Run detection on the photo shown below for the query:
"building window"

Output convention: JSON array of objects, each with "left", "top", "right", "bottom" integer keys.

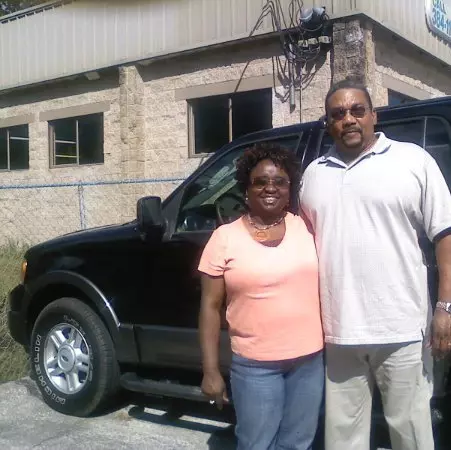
[
  {"left": 49, "top": 113, "right": 104, "bottom": 166},
  {"left": 0, "top": 125, "right": 30, "bottom": 171},
  {"left": 188, "top": 88, "right": 273, "bottom": 155},
  {"left": 388, "top": 89, "right": 416, "bottom": 106}
]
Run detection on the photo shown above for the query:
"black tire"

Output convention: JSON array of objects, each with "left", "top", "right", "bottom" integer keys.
[{"left": 30, "top": 297, "right": 120, "bottom": 417}]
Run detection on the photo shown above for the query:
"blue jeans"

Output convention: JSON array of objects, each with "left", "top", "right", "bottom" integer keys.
[{"left": 230, "top": 350, "right": 324, "bottom": 450}]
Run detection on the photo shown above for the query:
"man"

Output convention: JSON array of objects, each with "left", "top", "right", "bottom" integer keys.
[{"left": 299, "top": 78, "right": 451, "bottom": 450}]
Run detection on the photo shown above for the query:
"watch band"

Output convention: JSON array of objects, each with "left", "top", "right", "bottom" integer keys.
[{"left": 436, "top": 301, "right": 451, "bottom": 313}]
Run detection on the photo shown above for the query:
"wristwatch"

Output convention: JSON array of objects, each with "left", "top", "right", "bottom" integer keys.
[{"left": 436, "top": 302, "right": 451, "bottom": 313}]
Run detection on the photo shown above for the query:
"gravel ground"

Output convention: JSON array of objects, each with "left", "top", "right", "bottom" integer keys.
[
  {"left": 0, "top": 378, "right": 236, "bottom": 450},
  {"left": 0, "top": 377, "right": 446, "bottom": 449}
]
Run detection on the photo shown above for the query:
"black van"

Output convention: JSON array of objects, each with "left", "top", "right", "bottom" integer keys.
[{"left": 8, "top": 96, "right": 451, "bottom": 425}]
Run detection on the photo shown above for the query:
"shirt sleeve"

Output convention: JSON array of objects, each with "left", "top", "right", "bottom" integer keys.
[
  {"left": 298, "top": 174, "right": 305, "bottom": 206},
  {"left": 298, "top": 173, "right": 306, "bottom": 214},
  {"left": 298, "top": 169, "right": 315, "bottom": 230},
  {"left": 422, "top": 155, "right": 451, "bottom": 242},
  {"left": 198, "top": 226, "right": 228, "bottom": 276}
]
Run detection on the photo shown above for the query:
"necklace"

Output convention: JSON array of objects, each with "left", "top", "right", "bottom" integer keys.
[{"left": 247, "top": 213, "right": 286, "bottom": 242}]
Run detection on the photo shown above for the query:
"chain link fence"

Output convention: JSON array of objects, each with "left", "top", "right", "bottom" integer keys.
[
  {"left": 0, "top": 176, "right": 184, "bottom": 383},
  {"left": 0, "top": 243, "right": 28, "bottom": 383}
]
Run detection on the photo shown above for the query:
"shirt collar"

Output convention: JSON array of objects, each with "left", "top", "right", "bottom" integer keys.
[{"left": 319, "top": 132, "right": 391, "bottom": 165}]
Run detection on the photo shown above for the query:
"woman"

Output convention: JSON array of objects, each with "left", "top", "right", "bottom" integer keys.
[{"left": 198, "top": 143, "right": 324, "bottom": 450}]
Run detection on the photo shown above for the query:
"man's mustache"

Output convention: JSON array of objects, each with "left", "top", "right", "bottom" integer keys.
[{"left": 341, "top": 128, "right": 362, "bottom": 137}]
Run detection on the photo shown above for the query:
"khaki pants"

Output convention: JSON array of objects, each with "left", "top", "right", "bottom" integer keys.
[{"left": 325, "top": 342, "right": 434, "bottom": 450}]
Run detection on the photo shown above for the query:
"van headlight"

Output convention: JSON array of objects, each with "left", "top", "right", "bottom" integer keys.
[{"left": 20, "top": 261, "right": 27, "bottom": 283}]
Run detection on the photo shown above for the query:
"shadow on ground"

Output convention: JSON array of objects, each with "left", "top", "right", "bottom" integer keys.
[
  {"left": 126, "top": 394, "right": 328, "bottom": 450},
  {"left": 124, "top": 391, "right": 451, "bottom": 450},
  {"left": 127, "top": 395, "right": 237, "bottom": 450}
]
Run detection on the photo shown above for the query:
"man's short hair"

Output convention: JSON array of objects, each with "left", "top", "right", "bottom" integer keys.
[{"left": 324, "top": 78, "right": 373, "bottom": 114}]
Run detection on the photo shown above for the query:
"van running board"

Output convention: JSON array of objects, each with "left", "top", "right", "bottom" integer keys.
[{"left": 120, "top": 372, "right": 208, "bottom": 403}]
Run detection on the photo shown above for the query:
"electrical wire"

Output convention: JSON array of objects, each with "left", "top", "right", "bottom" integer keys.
[
  {"left": 253, "top": 0, "right": 329, "bottom": 79},
  {"left": 242, "top": 0, "right": 330, "bottom": 108}
]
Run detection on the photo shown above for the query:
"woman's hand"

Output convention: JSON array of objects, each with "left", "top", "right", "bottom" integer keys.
[{"left": 201, "top": 369, "right": 229, "bottom": 410}]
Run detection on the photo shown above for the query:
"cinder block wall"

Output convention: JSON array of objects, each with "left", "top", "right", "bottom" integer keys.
[
  {"left": 0, "top": 38, "right": 331, "bottom": 245},
  {"left": 141, "top": 38, "right": 331, "bottom": 197},
  {"left": 330, "top": 19, "right": 450, "bottom": 107},
  {"left": 373, "top": 30, "right": 450, "bottom": 107}
]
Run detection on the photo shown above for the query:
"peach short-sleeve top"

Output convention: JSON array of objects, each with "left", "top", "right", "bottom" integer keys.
[{"left": 198, "top": 212, "right": 323, "bottom": 361}]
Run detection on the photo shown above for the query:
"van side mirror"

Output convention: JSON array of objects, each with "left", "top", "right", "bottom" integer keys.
[{"left": 137, "top": 196, "right": 166, "bottom": 233}]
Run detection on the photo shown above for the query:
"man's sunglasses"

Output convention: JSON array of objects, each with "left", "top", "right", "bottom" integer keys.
[
  {"left": 250, "top": 176, "right": 291, "bottom": 190},
  {"left": 329, "top": 104, "right": 369, "bottom": 121}
]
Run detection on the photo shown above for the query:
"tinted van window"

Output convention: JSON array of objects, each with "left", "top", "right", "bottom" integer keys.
[
  {"left": 176, "top": 136, "right": 301, "bottom": 232},
  {"left": 377, "top": 119, "right": 425, "bottom": 147},
  {"left": 426, "top": 117, "right": 451, "bottom": 189}
]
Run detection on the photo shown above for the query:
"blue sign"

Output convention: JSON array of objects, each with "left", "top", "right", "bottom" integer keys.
[{"left": 426, "top": 0, "right": 451, "bottom": 43}]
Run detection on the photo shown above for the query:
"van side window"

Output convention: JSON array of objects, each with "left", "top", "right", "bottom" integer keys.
[
  {"left": 377, "top": 119, "right": 426, "bottom": 147},
  {"left": 378, "top": 117, "right": 451, "bottom": 189},
  {"left": 319, "top": 132, "right": 334, "bottom": 156},
  {"left": 425, "top": 118, "right": 451, "bottom": 189},
  {"left": 176, "top": 136, "right": 301, "bottom": 232}
]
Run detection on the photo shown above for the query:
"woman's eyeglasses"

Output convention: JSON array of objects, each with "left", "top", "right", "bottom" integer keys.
[
  {"left": 250, "top": 176, "right": 291, "bottom": 190},
  {"left": 329, "top": 104, "right": 368, "bottom": 121}
]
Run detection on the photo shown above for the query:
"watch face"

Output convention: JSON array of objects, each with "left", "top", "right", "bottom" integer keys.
[{"left": 438, "top": 302, "right": 451, "bottom": 312}]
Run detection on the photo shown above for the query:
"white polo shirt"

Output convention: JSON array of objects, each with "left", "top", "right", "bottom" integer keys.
[{"left": 300, "top": 132, "right": 451, "bottom": 345}]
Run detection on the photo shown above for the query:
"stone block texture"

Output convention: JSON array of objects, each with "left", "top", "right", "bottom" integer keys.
[
  {"left": 143, "top": 40, "right": 331, "bottom": 184},
  {"left": 373, "top": 31, "right": 451, "bottom": 107},
  {"left": 330, "top": 18, "right": 450, "bottom": 107},
  {"left": 332, "top": 20, "right": 367, "bottom": 84}
]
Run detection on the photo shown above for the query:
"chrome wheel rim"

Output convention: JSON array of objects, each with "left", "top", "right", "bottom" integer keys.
[{"left": 43, "top": 323, "right": 91, "bottom": 395}]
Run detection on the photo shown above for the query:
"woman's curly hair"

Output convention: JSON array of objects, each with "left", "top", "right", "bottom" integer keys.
[{"left": 235, "top": 142, "right": 301, "bottom": 199}]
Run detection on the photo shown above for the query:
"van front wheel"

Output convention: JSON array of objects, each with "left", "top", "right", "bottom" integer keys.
[{"left": 30, "top": 297, "right": 120, "bottom": 417}]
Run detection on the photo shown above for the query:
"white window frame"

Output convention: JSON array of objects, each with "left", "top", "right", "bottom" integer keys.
[{"left": 49, "top": 119, "right": 79, "bottom": 167}]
